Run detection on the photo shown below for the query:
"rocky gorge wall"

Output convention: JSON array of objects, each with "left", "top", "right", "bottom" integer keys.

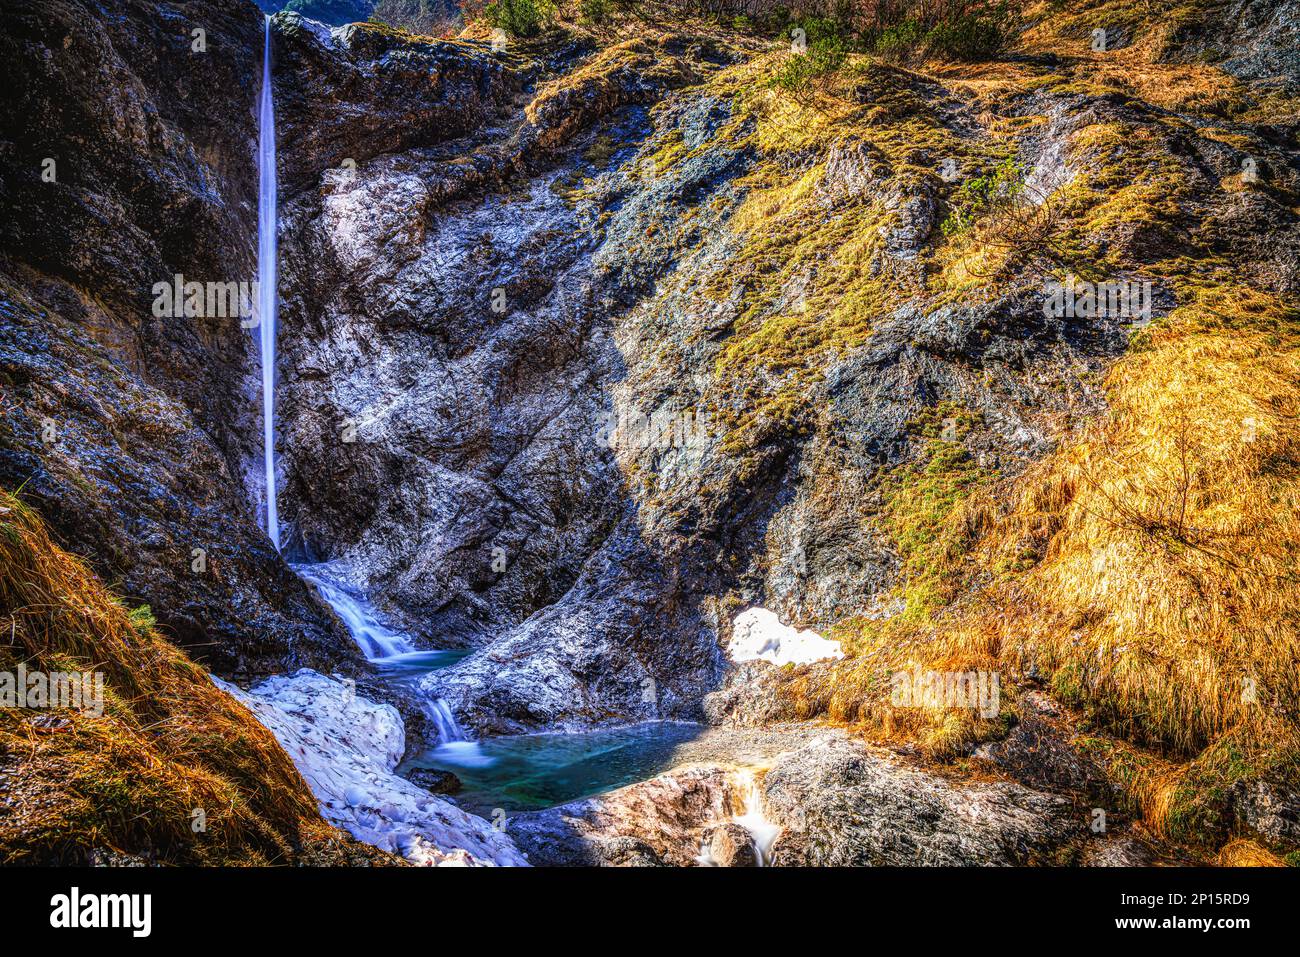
[
  {"left": 0, "top": 0, "right": 360, "bottom": 679},
  {"left": 265, "top": 10, "right": 1141, "bottom": 738},
  {"left": 3, "top": 0, "right": 1300, "bottom": 867}
]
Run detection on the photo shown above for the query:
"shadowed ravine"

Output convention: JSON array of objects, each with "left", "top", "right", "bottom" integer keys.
[{"left": 2, "top": 0, "right": 1299, "bottom": 870}]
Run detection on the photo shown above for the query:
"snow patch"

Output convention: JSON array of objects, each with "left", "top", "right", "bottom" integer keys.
[
  {"left": 293, "top": 15, "right": 340, "bottom": 51},
  {"left": 728, "top": 607, "right": 844, "bottom": 666},
  {"left": 215, "top": 669, "right": 527, "bottom": 866}
]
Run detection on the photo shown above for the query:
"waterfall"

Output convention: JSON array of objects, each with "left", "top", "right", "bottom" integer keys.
[
  {"left": 731, "top": 768, "right": 780, "bottom": 866},
  {"left": 256, "top": 15, "right": 280, "bottom": 550},
  {"left": 256, "top": 17, "right": 471, "bottom": 751},
  {"left": 295, "top": 563, "right": 413, "bottom": 660},
  {"left": 425, "top": 699, "right": 468, "bottom": 744},
  {"left": 697, "top": 766, "right": 781, "bottom": 866},
  {"left": 296, "top": 562, "right": 474, "bottom": 747}
]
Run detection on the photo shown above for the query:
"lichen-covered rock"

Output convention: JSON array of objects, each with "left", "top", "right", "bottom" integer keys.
[{"left": 762, "top": 737, "right": 1080, "bottom": 866}]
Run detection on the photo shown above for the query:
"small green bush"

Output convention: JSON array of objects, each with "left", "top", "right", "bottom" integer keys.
[
  {"left": 580, "top": 0, "right": 611, "bottom": 25},
  {"left": 869, "top": 4, "right": 1011, "bottom": 63},
  {"left": 873, "top": 18, "right": 926, "bottom": 61},
  {"left": 942, "top": 157, "right": 1026, "bottom": 237},
  {"left": 484, "top": 0, "right": 553, "bottom": 37},
  {"left": 924, "top": 13, "right": 1008, "bottom": 61},
  {"left": 770, "top": 19, "right": 852, "bottom": 104}
]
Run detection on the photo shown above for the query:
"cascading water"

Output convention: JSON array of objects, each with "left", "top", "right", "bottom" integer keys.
[
  {"left": 696, "top": 766, "right": 781, "bottom": 866},
  {"left": 256, "top": 17, "right": 474, "bottom": 753},
  {"left": 295, "top": 564, "right": 413, "bottom": 660},
  {"left": 256, "top": 15, "right": 280, "bottom": 550},
  {"left": 296, "top": 562, "right": 478, "bottom": 748},
  {"left": 731, "top": 768, "right": 781, "bottom": 866}
]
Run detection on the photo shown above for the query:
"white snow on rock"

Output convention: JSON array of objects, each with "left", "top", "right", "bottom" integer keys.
[
  {"left": 215, "top": 669, "right": 527, "bottom": 867},
  {"left": 727, "top": 608, "right": 844, "bottom": 666},
  {"left": 291, "top": 14, "right": 340, "bottom": 51}
]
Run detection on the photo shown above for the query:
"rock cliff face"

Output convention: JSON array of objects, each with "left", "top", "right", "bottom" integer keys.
[
  {"left": 271, "top": 22, "right": 741, "bottom": 732},
  {"left": 0, "top": 0, "right": 358, "bottom": 679},
  {"left": 5, "top": 0, "right": 1300, "bottom": 867},
  {"left": 266, "top": 14, "right": 1137, "bottom": 735}
]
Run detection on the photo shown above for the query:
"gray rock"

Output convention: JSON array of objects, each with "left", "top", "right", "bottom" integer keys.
[
  {"left": 703, "top": 822, "right": 759, "bottom": 867},
  {"left": 509, "top": 766, "right": 734, "bottom": 867},
  {"left": 1081, "top": 835, "right": 1159, "bottom": 867},
  {"left": 763, "top": 737, "right": 1079, "bottom": 866},
  {"left": 973, "top": 691, "right": 1112, "bottom": 801},
  {"left": 1232, "top": 779, "right": 1300, "bottom": 849},
  {"left": 406, "top": 768, "right": 463, "bottom": 795}
]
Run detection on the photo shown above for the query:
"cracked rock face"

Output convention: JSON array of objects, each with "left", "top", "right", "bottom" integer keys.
[
  {"left": 270, "top": 22, "right": 1141, "bottom": 738},
  {"left": 0, "top": 0, "right": 359, "bottom": 680},
  {"left": 762, "top": 737, "right": 1079, "bottom": 866}
]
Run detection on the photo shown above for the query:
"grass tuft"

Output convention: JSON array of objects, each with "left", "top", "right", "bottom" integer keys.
[{"left": 0, "top": 490, "right": 377, "bottom": 864}]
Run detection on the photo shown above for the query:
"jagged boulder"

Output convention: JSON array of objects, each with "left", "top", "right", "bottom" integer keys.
[
  {"left": 763, "top": 737, "right": 1080, "bottom": 866},
  {"left": 508, "top": 766, "right": 736, "bottom": 867},
  {"left": 702, "top": 822, "right": 760, "bottom": 867}
]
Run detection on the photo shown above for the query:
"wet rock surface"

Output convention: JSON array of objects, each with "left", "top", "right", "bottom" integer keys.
[
  {"left": 702, "top": 822, "right": 759, "bottom": 867},
  {"left": 507, "top": 765, "right": 735, "bottom": 867},
  {"left": 407, "top": 768, "right": 463, "bottom": 795}
]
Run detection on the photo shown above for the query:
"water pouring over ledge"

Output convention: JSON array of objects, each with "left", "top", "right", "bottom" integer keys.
[
  {"left": 256, "top": 19, "right": 473, "bottom": 752},
  {"left": 295, "top": 562, "right": 478, "bottom": 748},
  {"left": 256, "top": 14, "right": 280, "bottom": 550}
]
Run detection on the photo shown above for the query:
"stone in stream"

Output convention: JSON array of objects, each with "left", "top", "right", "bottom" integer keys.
[
  {"left": 702, "top": 823, "right": 760, "bottom": 867},
  {"left": 407, "top": 768, "right": 463, "bottom": 796},
  {"left": 508, "top": 766, "right": 736, "bottom": 867}
]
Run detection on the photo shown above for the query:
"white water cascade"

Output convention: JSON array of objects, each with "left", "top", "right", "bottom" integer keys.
[
  {"left": 731, "top": 768, "right": 781, "bottom": 865},
  {"left": 256, "top": 15, "right": 280, "bottom": 550},
  {"left": 255, "top": 17, "right": 474, "bottom": 753},
  {"left": 296, "top": 562, "right": 478, "bottom": 749},
  {"left": 697, "top": 766, "right": 781, "bottom": 866},
  {"left": 295, "top": 564, "right": 413, "bottom": 660}
]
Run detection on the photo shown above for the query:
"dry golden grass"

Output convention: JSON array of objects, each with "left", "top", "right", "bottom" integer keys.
[
  {"left": 0, "top": 490, "right": 374, "bottom": 864},
  {"left": 991, "top": 286, "right": 1300, "bottom": 753},
  {"left": 1217, "top": 839, "right": 1286, "bottom": 867},
  {"left": 776, "top": 286, "right": 1300, "bottom": 845}
]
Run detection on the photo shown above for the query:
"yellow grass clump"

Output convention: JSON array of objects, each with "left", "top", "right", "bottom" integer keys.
[
  {"left": 0, "top": 490, "right": 381, "bottom": 865},
  {"left": 994, "top": 286, "right": 1300, "bottom": 754}
]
